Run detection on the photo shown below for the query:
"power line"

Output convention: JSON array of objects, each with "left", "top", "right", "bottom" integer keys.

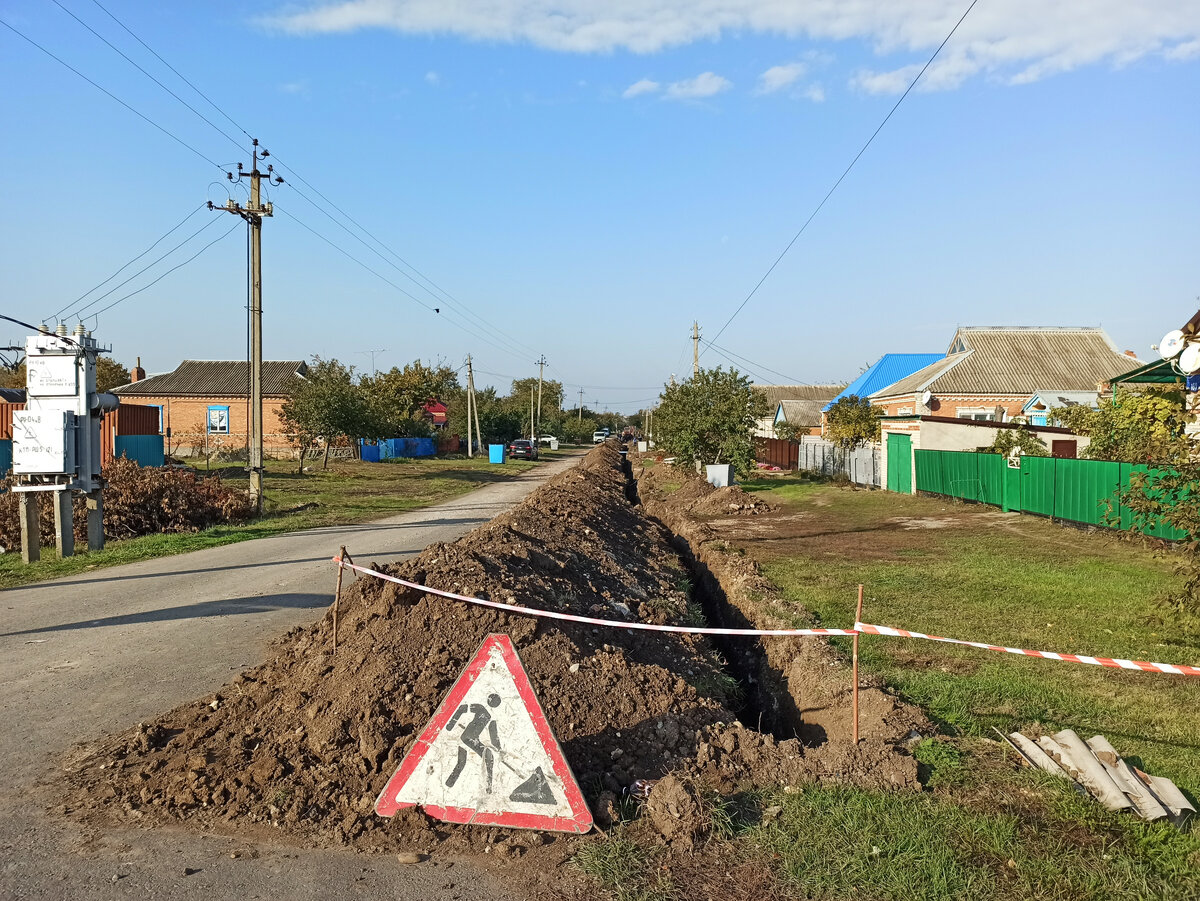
[
  {"left": 49, "top": 205, "right": 206, "bottom": 321},
  {"left": 88, "top": 223, "right": 240, "bottom": 318},
  {"left": 69, "top": 218, "right": 222, "bottom": 321},
  {"left": 275, "top": 205, "right": 530, "bottom": 363},
  {"left": 700, "top": 342, "right": 776, "bottom": 385},
  {"left": 87, "top": 0, "right": 253, "bottom": 142},
  {"left": 0, "top": 16, "right": 223, "bottom": 171},
  {"left": 48, "top": 0, "right": 245, "bottom": 155},
  {"left": 705, "top": 0, "right": 981, "bottom": 351},
  {"left": 700, "top": 340, "right": 806, "bottom": 384}
]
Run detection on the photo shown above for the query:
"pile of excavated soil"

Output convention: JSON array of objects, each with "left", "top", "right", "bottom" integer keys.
[
  {"left": 689, "top": 484, "right": 772, "bottom": 517},
  {"left": 61, "top": 446, "right": 927, "bottom": 894}
]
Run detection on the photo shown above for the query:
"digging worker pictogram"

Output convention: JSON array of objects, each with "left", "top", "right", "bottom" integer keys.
[{"left": 444, "top": 692, "right": 502, "bottom": 792}]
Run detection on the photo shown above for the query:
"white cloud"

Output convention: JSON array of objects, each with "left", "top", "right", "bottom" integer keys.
[
  {"left": 622, "top": 78, "right": 660, "bottom": 98},
  {"left": 756, "top": 62, "right": 806, "bottom": 94},
  {"left": 263, "top": 1, "right": 1200, "bottom": 91},
  {"left": 664, "top": 71, "right": 731, "bottom": 99},
  {"left": 424, "top": 70, "right": 439, "bottom": 85},
  {"left": 278, "top": 80, "right": 308, "bottom": 95},
  {"left": 803, "top": 83, "right": 825, "bottom": 102}
]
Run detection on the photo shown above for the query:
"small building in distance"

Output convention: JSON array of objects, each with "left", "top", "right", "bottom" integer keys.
[
  {"left": 113, "top": 359, "right": 308, "bottom": 458},
  {"left": 754, "top": 384, "right": 845, "bottom": 437}
]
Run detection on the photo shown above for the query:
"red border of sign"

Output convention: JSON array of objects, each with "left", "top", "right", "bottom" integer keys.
[{"left": 374, "top": 633, "right": 593, "bottom": 833}]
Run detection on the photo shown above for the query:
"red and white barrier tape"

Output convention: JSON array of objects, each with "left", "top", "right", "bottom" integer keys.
[
  {"left": 332, "top": 558, "right": 858, "bottom": 637},
  {"left": 855, "top": 622, "right": 1200, "bottom": 677},
  {"left": 330, "top": 559, "right": 1199, "bottom": 675}
]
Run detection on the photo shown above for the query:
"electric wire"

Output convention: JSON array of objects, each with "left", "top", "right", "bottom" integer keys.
[
  {"left": 275, "top": 206, "right": 530, "bottom": 363},
  {"left": 700, "top": 340, "right": 806, "bottom": 384},
  {"left": 48, "top": 0, "right": 245, "bottom": 155},
  {"left": 69, "top": 218, "right": 223, "bottom": 320},
  {"left": 87, "top": 223, "right": 239, "bottom": 318},
  {"left": 0, "top": 17, "right": 224, "bottom": 171},
  {"left": 88, "top": 0, "right": 254, "bottom": 141},
  {"left": 704, "top": 0, "right": 981, "bottom": 352},
  {"left": 700, "top": 343, "right": 776, "bottom": 386},
  {"left": 49, "top": 205, "right": 207, "bottom": 322}
]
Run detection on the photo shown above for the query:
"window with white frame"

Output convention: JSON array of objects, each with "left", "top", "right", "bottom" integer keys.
[{"left": 207, "top": 405, "right": 230, "bottom": 434}]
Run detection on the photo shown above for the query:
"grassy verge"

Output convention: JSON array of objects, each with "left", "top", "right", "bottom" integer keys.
[
  {"left": 570, "top": 474, "right": 1200, "bottom": 900},
  {"left": 0, "top": 453, "right": 559, "bottom": 589}
]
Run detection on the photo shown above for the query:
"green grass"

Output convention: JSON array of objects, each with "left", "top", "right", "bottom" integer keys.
[
  {"left": 575, "top": 831, "right": 677, "bottom": 901},
  {"left": 0, "top": 453, "right": 552, "bottom": 589}
]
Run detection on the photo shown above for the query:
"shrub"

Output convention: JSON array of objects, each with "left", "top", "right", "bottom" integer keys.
[{"left": 0, "top": 457, "right": 254, "bottom": 551}]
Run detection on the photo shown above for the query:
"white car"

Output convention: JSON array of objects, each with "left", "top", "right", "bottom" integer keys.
[
  {"left": 592, "top": 431, "right": 607, "bottom": 444},
  {"left": 538, "top": 435, "right": 559, "bottom": 450}
]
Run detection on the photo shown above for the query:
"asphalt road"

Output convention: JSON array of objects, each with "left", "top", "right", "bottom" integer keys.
[{"left": 0, "top": 452, "right": 585, "bottom": 901}]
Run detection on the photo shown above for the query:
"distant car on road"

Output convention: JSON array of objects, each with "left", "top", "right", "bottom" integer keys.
[
  {"left": 592, "top": 431, "right": 608, "bottom": 444},
  {"left": 538, "top": 435, "right": 559, "bottom": 450},
  {"left": 508, "top": 439, "right": 539, "bottom": 460}
]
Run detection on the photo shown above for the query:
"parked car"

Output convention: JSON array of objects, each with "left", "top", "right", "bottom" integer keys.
[
  {"left": 508, "top": 439, "right": 539, "bottom": 460},
  {"left": 538, "top": 435, "right": 559, "bottom": 450},
  {"left": 592, "top": 431, "right": 608, "bottom": 444}
]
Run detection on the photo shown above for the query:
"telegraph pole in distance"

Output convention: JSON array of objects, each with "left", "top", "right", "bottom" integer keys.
[
  {"left": 465, "top": 354, "right": 476, "bottom": 457},
  {"left": 577, "top": 387, "right": 584, "bottom": 422},
  {"left": 692, "top": 321, "right": 700, "bottom": 378},
  {"left": 535, "top": 355, "right": 547, "bottom": 437},
  {"left": 210, "top": 139, "right": 283, "bottom": 513}
]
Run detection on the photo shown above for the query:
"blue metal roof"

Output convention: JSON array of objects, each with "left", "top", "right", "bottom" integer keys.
[{"left": 822, "top": 353, "right": 944, "bottom": 411}]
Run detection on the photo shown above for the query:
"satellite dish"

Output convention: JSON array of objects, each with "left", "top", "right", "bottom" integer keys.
[
  {"left": 921, "top": 389, "right": 933, "bottom": 406},
  {"left": 1179, "top": 342, "right": 1200, "bottom": 375},
  {"left": 1160, "top": 330, "right": 1186, "bottom": 359}
]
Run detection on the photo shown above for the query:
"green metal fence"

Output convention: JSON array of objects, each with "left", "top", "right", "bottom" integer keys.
[{"left": 914, "top": 449, "right": 1186, "bottom": 539}]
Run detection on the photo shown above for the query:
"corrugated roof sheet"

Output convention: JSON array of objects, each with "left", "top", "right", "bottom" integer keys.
[
  {"left": 873, "top": 328, "right": 1137, "bottom": 398},
  {"left": 1024, "top": 390, "right": 1099, "bottom": 410},
  {"left": 755, "top": 384, "right": 844, "bottom": 408},
  {"left": 114, "top": 360, "right": 308, "bottom": 397},
  {"left": 0, "top": 388, "right": 26, "bottom": 403},
  {"left": 776, "top": 398, "right": 828, "bottom": 428},
  {"left": 823, "top": 353, "right": 943, "bottom": 411}
]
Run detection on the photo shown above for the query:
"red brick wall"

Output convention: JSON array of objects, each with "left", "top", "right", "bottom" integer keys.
[{"left": 130, "top": 395, "right": 296, "bottom": 457}]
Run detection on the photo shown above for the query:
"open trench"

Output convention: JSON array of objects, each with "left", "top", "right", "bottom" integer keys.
[{"left": 621, "top": 453, "right": 817, "bottom": 746}]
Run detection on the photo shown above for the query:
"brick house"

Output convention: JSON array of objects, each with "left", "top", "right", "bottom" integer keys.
[
  {"left": 870, "top": 327, "right": 1138, "bottom": 421},
  {"left": 113, "top": 360, "right": 308, "bottom": 457}
]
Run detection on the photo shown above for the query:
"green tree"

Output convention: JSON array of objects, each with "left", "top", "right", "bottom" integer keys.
[
  {"left": 655, "top": 367, "right": 769, "bottom": 476},
  {"left": 978, "top": 423, "right": 1049, "bottom": 457},
  {"left": 773, "top": 419, "right": 804, "bottom": 442},
  {"left": 562, "top": 416, "right": 597, "bottom": 446},
  {"left": 362, "top": 360, "right": 460, "bottom": 436},
  {"left": 1052, "top": 386, "right": 1188, "bottom": 464},
  {"left": 824, "top": 395, "right": 883, "bottom": 449},
  {"left": 96, "top": 357, "right": 131, "bottom": 393},
  {"left": 280, "top": 357, "right": 374, "bottom": 471},
  {"left": 0, "top": 362, "right": 25, "bottom": 390},
  {"left": 445, "top": 384, "right": 523, "bottom": 445}
]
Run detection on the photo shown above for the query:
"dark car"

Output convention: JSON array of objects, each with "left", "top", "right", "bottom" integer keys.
[{"left": 508, "top": 439, "right": 539, "bottom": 460}]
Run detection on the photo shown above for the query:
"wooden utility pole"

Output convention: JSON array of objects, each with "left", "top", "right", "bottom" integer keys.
[
  {"left": 530, "top": 385, "right": 535, "bottom": 441},
  {"left": 211, "top": 140, "right": 282, "bottom": 513},
  {"left": 465, "top": 354, "right": 475, "bottom": 457},
  {"left": 577, "top": 387, "right": 584, "bottom": 421},
  {"left": 535, "top": 355, "right": 547, "bottom": 437},
  {"left": 692, "top": 321, "right": 700, "bottom": 378}
]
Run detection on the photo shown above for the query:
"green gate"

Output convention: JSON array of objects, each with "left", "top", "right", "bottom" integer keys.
[{"left": 886, "top": 433, "right": 912, "bottom": 494}]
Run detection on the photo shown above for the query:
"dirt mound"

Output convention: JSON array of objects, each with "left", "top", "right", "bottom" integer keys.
[{"left": 690, "top": 485, "right": 772, "bottom": 517}]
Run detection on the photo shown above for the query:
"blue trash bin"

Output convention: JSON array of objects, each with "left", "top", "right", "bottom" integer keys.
[{"left": 488, "top": 444, "right": 505, "bottom": 464}]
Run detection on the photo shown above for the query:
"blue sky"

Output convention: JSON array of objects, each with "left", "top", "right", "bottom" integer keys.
[{"left": 1, "top": 1, "right": 1197, "bottom": 411}]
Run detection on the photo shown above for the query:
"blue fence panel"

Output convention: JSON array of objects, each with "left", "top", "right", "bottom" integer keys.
[
  {"left": 113, "top": 434, "right": 164, "bottom": 467},
  {"left": 360, "top": 442, "right": 381, "bottom": 462},
  {"left": 0, "top": 438, "right": 11, "bottom": 477}
]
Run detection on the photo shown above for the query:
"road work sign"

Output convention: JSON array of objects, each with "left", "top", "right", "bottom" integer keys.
[{"left": 375, "top": 633, "right": 593, "bottom": 833}]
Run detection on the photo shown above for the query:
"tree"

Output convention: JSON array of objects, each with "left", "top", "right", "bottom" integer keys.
[
  {"left": 654, "top": 367, "right": 769, "bottom": 476},
  {"left": 1051, "top": 386, "right": 1188, "bottom": 465},
  {"left": 0, "top": 362, "right": 25, "bottom": 390},
  {"left": 361, "top": 360, "right": 459, "bottom": 437},
  {"left": 562, "top": 416, "right": 597, "bottom": 446},
  {"left": 824, "top": 395, "right": 883, "bottom": 449},
  {"left": 773, "top": 419, "right": 804, "bottom": 442},
  {"left": 96, "top": 357, "right": 131, "bottom": 393},
  {"left": 279, "top": 357, "right": 374, "bottom": 471},
  {"left": 977, "top": 423, "right": 1048, "bottom": 457},
  {"left": 445, "top": 384, "right": 523, "bottom": 445}
]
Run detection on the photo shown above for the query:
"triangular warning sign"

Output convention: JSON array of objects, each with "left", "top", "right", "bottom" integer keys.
[{"left": 375, "top": 633, "right": 593, "bottom": 833}]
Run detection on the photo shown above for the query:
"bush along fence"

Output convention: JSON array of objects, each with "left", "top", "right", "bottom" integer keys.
[
  {"left": 913, "top": 449, "right": 1184, "bottom": 540},
  {"left": 756, "top": 437, "right": 880, "bottom": 487}
]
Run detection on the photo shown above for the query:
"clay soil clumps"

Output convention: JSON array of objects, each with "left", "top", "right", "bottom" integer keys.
[{"left": 61, "top": 444, "right": 926, "bottom": 890}]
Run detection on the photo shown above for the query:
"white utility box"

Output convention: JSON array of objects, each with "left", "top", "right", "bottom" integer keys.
[{"left": 13, "top": 410, "right": 75, "bottom": 475}]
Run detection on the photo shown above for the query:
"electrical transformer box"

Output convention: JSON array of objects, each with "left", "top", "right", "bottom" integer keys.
[{"left": 13, "top": 409, "right": 75, "bottom": 475}]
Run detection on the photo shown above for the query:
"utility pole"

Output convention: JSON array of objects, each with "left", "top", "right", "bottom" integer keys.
[
  {"left": 530, "top": 385, "right": 535, "bottom": 442},
  {"left": 211, "top": 139, "right": 282, "bottom": 513},
  {"left": 360, "top": 348, "right": 387, "bottom": 377},
  {"left": 577, "top": 387, "right": 584, "bottom": 422},
  {"left": 535, "top": 355, "right": 547, "bottom": 437},
  {"left": 692, "top": 321, "right": 700, "bottom": 378},
  {"left": 465, "top": 354, "right": 475, "bottom": 457}
]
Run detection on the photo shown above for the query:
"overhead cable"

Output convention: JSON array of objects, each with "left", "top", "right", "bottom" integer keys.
[{"left": 704, "top": 0, "right": 981, "bottom": 350}]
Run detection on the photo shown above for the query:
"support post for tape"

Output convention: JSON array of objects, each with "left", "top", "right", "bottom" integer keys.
[
  {"left": 333, "top": 545, "right": 348, "bottom": 655},
  {"left": 53, "top": 490, "right": 74, "bottom": 559},
  {"left": 852, "top": 584, "right": 863, "bottom": 745},
  {"left": 19, "top": 492, "right": 40, "bottom": 564}
]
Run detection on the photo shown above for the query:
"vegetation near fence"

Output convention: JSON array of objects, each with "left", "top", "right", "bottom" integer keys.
[{"left": 914, "top": 449, "right": 1184, "bottom": 539}]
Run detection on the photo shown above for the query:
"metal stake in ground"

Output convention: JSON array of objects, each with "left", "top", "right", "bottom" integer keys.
[{"left": 853, "top": 584, "right": 863, "bottom": 744}]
